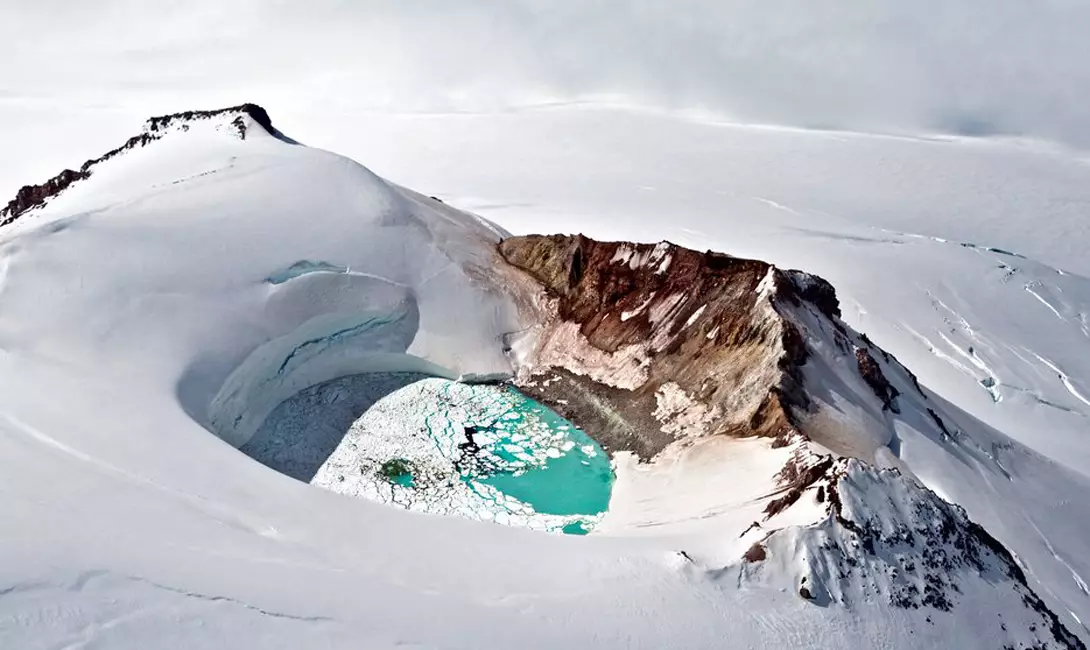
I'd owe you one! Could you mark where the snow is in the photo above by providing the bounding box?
[598,436,813,553]
[1,105,1090,648]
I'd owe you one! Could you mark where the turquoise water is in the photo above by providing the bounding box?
[477,388,613,520]
[416,382,614,534]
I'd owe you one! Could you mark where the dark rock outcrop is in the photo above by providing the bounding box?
[1,169,91,226]
[764,452,835,517]
[145,103,275,135]
[778,269,841,319]
[855,347,901,412]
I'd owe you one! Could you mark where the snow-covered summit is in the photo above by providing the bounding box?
[0,103,284,226]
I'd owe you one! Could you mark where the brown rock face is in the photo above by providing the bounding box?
[855,347,901,413]
[743,542,768,563]
[498,234,840,458]
[1,104,279,227]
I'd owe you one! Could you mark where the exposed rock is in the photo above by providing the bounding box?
[1,103,279,227]
[145,102,275,135]
[927,408,954,439]
[764,451,835,517]
[855,347,901,413]
[503,235,1084,647]
[829,463,1080,647]
[744,542,768,563]
[1,169,90,226]
[777,269,842,319]
[498,235,843,459]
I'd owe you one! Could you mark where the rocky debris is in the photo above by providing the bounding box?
[855,347,901,412]
[515,368,670,459]
[1,103,278,227]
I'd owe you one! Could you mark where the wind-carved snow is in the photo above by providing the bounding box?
[1025,281,1067,321]
[610,243,635,266]
[609,241,672,273]
[1028,352,1090,410]
[266,260,349,284]
[209,303,456,448]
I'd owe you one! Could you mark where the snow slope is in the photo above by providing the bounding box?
[1,106,1089,649]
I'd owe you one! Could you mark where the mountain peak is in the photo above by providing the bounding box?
[0,103,285,226]
[143,103,276,137]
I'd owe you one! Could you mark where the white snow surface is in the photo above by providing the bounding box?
[2,106,1090,648]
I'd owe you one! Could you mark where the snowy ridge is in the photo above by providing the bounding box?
[743,460,1085,650]
[0,103,278,226]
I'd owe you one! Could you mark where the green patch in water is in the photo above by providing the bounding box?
[378,458,415,488]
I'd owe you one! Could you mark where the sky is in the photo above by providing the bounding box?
[3,0,1090,196]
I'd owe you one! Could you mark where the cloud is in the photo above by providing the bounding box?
[3,0,1090,146]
